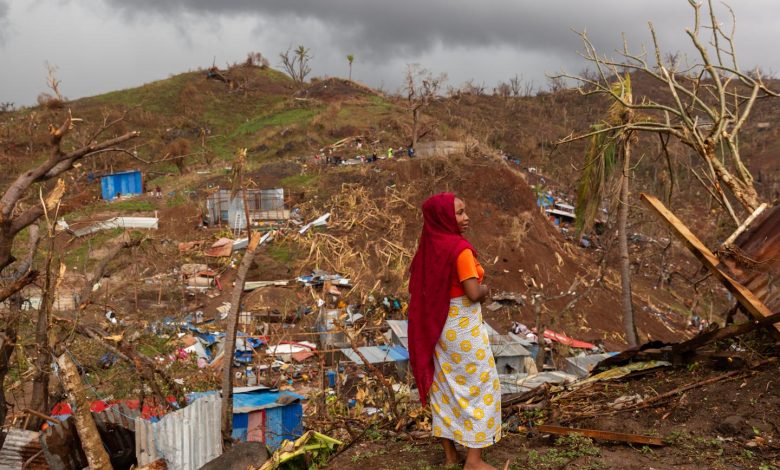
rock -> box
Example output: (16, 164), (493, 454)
(716, 415), (750, 437)
(199, 441), (270, 470)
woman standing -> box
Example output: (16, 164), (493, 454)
(408, 193), (501, 470)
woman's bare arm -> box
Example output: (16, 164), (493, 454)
(462, 278), (489, 303)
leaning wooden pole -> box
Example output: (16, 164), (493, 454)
(56, 352), (113, 469)
(221, 231), (262, 444)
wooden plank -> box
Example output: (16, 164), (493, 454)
(640, 193), (780, 338)
(536, 424), (664, 446)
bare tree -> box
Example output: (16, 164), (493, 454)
(245, 51), (269, 68)
(162, 137), (191, 174)
(508, 74), (522, 97)
(37, 62), (66, 109)
(0, 108), (138, 426)
(405, 64), (445, 148)
(279, 45), (312, 83)
(494, 81), (512, 99)
(557, 0), (777, 221)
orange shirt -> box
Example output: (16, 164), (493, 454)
(449, 249), (484, 298)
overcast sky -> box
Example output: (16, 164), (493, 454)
(1, 1), (779, 106)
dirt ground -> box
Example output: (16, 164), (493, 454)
(327, 358), (780, 470)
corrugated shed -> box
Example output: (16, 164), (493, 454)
(206, 188), (288, 228)
(0, 428), (47, 469)
(135, 394), (222, 470)
(231, 390), (304, 451)
(101, 170), (143, 200)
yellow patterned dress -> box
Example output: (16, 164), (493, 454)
(429, 295), (502, 448)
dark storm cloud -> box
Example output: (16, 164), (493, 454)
(98, 0), (695, 63)
(0, 1), (9, 43)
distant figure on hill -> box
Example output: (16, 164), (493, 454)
(407, 146), (415, 158)
(387, 147), (394, 159)
(155, 186), (162, 198)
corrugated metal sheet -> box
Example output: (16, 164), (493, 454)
(72, 216), (158, 237)
(232, 401), (303, 451)
(266, 404), (303, 450)
(723, 204), (780, 315)
(340, 345), (409, 365)
(0, 428), (47, 469)
(135, 394), (222, 470)
(101, 170), (143, 200)
(490, 334), (531, 358)
(232, 390), (304, 414)
(386, 320), (409, 349)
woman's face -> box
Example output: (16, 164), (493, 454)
(454, 197), (470, 233)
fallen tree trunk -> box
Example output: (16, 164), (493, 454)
(56, 351), (114, 469)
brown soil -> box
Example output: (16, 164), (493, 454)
(327, 358), (780, 470)
(289, 155), (688, 349)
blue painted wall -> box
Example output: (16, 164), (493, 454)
(101, 170), (142, 200)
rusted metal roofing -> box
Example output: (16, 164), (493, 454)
(0, 428), (47, 469)
(723, 204), (780, 314)
(135, 393), (222, 470)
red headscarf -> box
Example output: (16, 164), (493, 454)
(408, 192), (475, 405)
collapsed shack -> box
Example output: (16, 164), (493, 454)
(205, 188), (289, 229)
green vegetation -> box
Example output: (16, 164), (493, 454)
(268, 244), (293, 264)
(523, 434), (601, 470)
(166, 192), (188, 208)
(234, 108), (319, 136)
(281, 173), (319, 189)
(63, 227), (125, 269)
(350, 448), (388, 463)
(110, 200), (157, 212)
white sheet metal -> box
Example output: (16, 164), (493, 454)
(72, 217), (159, 237)
(135, 394), (222, 470)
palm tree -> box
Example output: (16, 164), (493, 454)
(347, 54), (354, 81)
(576, 74), (639, 346)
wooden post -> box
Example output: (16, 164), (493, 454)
(640, 193), (780, 338)
(56, 352), (114, 469)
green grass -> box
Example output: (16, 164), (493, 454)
(522, 434), (601, 470)
(280, 173), (319, 188)
(109, 200), (157, 212)
(91, 72), (195, 114)
(166, 192), (188, 208)
(234, 108), (319, 136)
(268, 244), (293, 264)
(62, 227), (124, 268)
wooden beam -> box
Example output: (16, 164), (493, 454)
(536, 424), (664, 446)
(640, 193), (780, 338)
